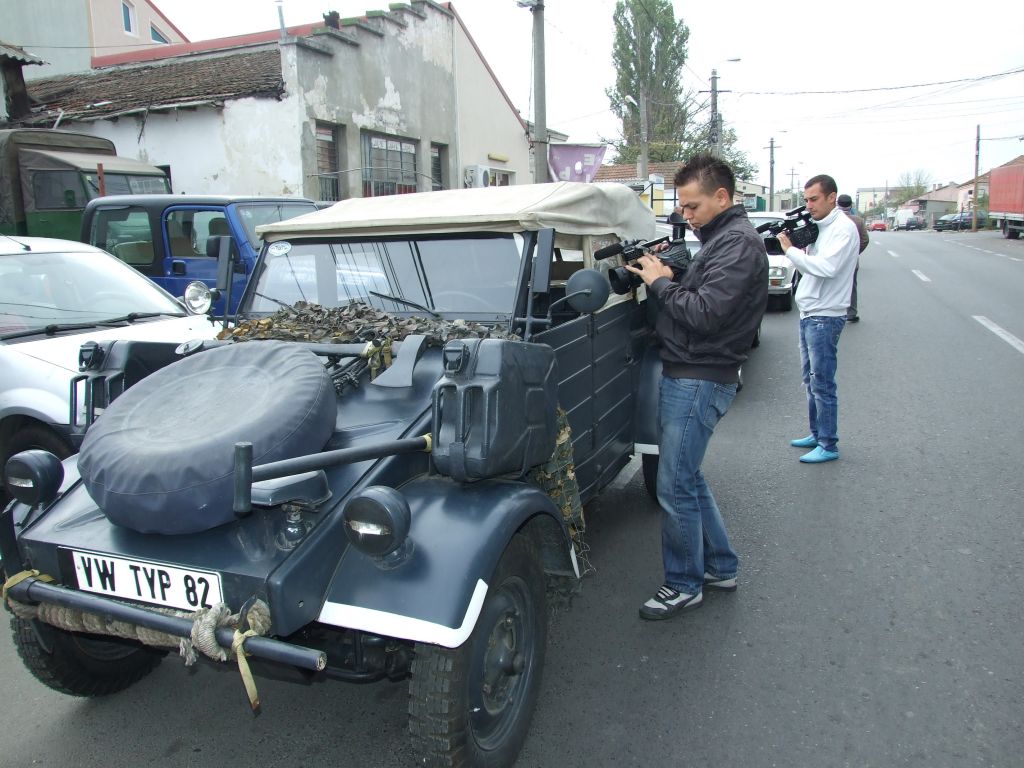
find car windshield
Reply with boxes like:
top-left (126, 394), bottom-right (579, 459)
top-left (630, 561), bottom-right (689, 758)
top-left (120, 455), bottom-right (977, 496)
top-left (235, 203), bottom-right (319, 248)
top-left (747, 215), bottom-right (785, 229)
top-left (243, 234), bottom-right (524, 320)
top-left (0, 248), bottom-right (184, 336)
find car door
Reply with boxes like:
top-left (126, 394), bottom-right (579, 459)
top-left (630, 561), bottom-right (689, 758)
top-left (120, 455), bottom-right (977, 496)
top-left (162, 206), bottom-right (235, 309)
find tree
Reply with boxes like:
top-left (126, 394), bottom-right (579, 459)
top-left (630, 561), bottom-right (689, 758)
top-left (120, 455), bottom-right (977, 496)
top-left (605, 0), bottom-right (756, 179)
top-left (892, 169), bottom-right (933, 204)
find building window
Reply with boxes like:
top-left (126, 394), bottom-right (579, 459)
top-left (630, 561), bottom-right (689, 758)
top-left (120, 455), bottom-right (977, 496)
top-left (430, 144), bottom-right (446, 191)
top-left (361, 132), bottom-right (418, 197)
top-left (489, 169), bottom-right (513, 187)
top-left (122, 1), bottom-right (137, 35)
top-left (316, 122), bottom-right (340, 201)
top-left (150, 25), bottom-right (170, 44)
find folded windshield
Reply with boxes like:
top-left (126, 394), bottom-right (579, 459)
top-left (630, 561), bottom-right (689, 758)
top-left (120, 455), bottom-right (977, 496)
top-left (244, 234), bottom-right (523, 319)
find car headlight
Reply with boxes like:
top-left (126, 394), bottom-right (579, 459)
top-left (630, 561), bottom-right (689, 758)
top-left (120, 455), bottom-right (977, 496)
top-left (769, 266), bottom-right (788, 279)
top-left (182, 281), bottom-right (213, 315)
top-left (343, 486), bottom-right (412, 559)
top-left (5, 450), bottom-right (64, 507)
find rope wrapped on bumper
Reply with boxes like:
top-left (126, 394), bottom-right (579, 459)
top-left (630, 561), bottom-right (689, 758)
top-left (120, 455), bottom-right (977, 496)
top-left (4, 570), bottom-right (271, 713)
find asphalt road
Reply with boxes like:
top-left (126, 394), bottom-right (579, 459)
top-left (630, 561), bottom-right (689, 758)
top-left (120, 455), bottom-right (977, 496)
top-left (1, 229), bottom-right (1021, 767)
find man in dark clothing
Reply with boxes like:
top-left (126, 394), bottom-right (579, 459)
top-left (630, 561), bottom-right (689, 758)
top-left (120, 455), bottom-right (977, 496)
top-left (837, 193), bottom-right (869, 322)
top-left (625, 154), bottom-right (768, 620)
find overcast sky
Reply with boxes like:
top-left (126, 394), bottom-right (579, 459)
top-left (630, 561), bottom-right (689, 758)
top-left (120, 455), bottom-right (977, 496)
top-left (156, 0), bottom-right (1024, 198)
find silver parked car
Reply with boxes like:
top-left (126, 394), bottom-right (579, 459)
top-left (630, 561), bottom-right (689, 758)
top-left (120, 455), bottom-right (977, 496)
top-left (747, 212), bottom-right (795, 311)
top-left (0, 235), bottom-right (218, 495)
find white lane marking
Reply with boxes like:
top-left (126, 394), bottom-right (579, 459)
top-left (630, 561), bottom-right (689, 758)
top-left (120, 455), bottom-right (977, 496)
top-left (912, 269), bottom-right (931, 282)
top-left (973, 316), bottom-right (1024, 356)
top-left (609, 455), bottom-right (642, 490)
top-left (888, 250), bottom-right (900, 258)
top-left (1011, 257), bottom-right (1022, 262)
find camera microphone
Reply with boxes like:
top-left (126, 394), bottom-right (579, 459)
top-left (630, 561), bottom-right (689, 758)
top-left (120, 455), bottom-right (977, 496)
top-left (594, 241), bottom-right (627, 261)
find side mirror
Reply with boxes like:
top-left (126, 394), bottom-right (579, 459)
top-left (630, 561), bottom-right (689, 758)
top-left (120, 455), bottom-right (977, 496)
top-left (563, 268), bottom-right (610, 314)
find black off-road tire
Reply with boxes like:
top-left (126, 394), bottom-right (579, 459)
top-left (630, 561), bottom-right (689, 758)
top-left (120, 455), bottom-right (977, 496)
top-left (642, 453), bottom-right (659, 502)
top-left (408, 534), bottom-right (548, 768)
top-left (10, 615), bottom-right (163, 697)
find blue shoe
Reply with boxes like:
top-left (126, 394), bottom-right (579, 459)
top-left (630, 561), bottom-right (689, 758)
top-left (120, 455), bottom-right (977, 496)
top-left (800, 446), bottom-right (839, 463)
top-left (790, 435), bottom-right (818, 448)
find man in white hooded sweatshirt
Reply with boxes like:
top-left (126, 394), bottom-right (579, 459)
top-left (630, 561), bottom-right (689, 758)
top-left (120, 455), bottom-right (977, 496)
top-left (778, 174), bottom-right (859, 464)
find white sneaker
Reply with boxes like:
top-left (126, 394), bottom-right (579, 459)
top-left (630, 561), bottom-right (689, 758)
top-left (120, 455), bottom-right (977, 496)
top-left (638, 585), bottom-right (702, 620)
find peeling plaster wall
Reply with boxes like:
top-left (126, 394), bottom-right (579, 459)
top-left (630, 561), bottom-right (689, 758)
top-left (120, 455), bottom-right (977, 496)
top-left (70, 97), bottom-right (305, 196)
top-left (293, 10), bottom-right (458, 198)
top-left (453, 23), bottom-right (531, 185)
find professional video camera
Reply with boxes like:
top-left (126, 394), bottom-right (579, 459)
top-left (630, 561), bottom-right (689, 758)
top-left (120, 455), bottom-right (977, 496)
top-left (594, 213), bottom-right (693, 295)
top-left (756, 204), bottom-right (819, 254)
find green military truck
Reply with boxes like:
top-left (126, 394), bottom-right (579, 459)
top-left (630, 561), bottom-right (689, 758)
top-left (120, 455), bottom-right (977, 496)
top-left (0, 128), bottom-right (169, 240)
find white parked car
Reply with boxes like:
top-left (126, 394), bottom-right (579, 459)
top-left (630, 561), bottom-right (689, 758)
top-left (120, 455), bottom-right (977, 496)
top-left (0, 236), bottom-right (219, 494)
top-left (747, 212), bottom-right (795, 311)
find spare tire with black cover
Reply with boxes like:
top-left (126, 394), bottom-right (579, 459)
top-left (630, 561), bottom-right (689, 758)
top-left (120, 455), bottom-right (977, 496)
top-left (78, 342), bottom-right (337, 534)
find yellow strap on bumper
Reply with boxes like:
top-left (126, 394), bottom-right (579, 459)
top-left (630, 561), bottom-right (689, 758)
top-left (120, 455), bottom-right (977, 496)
top-left (232, 629), bottom-right (261, 715)
top-left (2, 570), bottom-right (54, 602)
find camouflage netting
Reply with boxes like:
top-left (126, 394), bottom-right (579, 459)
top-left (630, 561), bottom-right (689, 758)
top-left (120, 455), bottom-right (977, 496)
top-left (217, 301), bottom-right (588, 567)
top-left (218, 300), bottom-right (521, 346)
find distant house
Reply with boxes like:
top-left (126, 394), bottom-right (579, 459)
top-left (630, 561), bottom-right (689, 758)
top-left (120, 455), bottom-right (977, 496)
top-left (907, 184), bottom-right (960, 226)
top-left (595, 160), bottom-right (767, 215)
top-left (0, 0), bottom-right (187, 83)
top-left (6, 1), bottom-right (533, 200)
top-left (958, 155), bottom-right (1024, 211)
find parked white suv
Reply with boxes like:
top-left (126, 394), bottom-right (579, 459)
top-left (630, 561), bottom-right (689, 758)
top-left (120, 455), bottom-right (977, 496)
top-left (0, 236), bottom-right (219, 496)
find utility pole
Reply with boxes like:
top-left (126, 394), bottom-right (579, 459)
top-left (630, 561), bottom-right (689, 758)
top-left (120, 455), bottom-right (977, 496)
top-left (638, 89), bottom-right (649, 183)
top-left (972, 124), bottom-right (980, 232)
top-left (765, 137), bottom-right (779, 209)
top-left (526, 1), bottom-right (548, 183)
top-left (709, 69), bottom-right (719, 157)
top-left (788, 166), bottom-right (799, 192)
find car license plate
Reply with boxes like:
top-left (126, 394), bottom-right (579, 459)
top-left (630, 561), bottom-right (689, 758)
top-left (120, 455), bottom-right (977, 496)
top-left (68, 549), bottom-right (223, 611)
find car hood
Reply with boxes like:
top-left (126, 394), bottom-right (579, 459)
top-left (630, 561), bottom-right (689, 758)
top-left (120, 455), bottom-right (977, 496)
top-left (768, 253), bottom-right (793, 269)
top-left (5, 315), bottom-right (220, 373)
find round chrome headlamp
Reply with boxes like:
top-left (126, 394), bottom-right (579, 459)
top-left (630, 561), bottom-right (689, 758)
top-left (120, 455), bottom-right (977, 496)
top-left (342, 486), bottom-right (411, 557)
top-left (182, 281), bottom-right (214, 315)
top-left (5, 450), bottom-right (64, 507)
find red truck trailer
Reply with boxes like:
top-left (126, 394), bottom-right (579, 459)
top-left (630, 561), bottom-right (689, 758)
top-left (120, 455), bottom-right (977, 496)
top-left (989, 163), bottom-right (1024, 240)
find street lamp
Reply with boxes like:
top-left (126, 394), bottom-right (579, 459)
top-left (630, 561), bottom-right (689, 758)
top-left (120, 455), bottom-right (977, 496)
top-left (623, 93), bottom-right (648, 183)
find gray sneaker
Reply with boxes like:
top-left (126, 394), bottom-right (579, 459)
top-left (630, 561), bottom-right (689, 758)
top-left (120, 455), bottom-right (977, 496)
top-left (703, 573), bottom-right (737, 591)
top-left (639, 585), bottom-right (702, 620)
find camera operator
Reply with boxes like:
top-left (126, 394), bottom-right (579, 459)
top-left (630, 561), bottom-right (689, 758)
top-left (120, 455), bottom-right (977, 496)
top-left (624, 153), bottom-right (767, 620)
top-left (779, 175), bottom-right (859, 464)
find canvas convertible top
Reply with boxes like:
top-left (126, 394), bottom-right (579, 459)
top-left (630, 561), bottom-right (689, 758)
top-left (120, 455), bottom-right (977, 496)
top-left (257, 181), bottom-right (656, 243)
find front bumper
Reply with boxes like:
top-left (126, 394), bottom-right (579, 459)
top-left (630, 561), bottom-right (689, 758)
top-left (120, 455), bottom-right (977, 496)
top-left (5, 573), bottom-right (326, 671)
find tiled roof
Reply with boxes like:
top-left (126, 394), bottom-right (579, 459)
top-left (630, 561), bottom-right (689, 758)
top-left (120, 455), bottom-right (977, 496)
top-left (23, 49), bottom-right (283, 125)
top-left (595, 161), bottom-right (680, 182)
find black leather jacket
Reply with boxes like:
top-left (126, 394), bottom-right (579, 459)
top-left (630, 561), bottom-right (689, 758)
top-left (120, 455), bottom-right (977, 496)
top-left (649, 204), bottom-right (768, 384)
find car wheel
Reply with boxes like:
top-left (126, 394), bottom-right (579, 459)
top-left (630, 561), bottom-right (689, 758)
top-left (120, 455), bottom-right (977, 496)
top-left (409, 533), bottom-right (547, 768)
top-left (1003, 221), bottom-right (1020, 240)
top-left (641, 453), bottom-right (659, 502)
top-left (10, 616), bottom-right (164, 697)
top-left (0, 422), bottom-right (74, 508)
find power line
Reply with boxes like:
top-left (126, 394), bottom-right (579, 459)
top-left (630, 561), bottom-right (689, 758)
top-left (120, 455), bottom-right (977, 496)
top-left (735, 65), bottom-right (1024, 96)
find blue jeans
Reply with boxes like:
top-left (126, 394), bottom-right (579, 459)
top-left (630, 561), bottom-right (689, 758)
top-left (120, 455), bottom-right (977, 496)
top-left (657, 376), bottom-right (739, 595)
top-left (799, 315), bottom-right (846, 453)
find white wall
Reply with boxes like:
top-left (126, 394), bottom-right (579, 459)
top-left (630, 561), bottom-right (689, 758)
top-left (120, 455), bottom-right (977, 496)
top-left (72, 95), bottom-right (306, 196)
top-left (453, 23), bottom-right (531, 185)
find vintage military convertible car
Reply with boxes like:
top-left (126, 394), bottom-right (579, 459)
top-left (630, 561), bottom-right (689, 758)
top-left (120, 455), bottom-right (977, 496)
top-left (1, 182), bottom-right (670, 767)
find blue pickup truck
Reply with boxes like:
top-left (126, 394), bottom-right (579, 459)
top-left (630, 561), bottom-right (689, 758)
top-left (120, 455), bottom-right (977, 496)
top-left (81, 195), bottom-right (318, 313)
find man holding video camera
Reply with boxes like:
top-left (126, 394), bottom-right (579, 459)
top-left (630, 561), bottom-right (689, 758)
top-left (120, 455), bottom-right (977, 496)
top-left (778, 175), bottom-right (860, 464)
top-left (625, 153), bottom-right (767, 620)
